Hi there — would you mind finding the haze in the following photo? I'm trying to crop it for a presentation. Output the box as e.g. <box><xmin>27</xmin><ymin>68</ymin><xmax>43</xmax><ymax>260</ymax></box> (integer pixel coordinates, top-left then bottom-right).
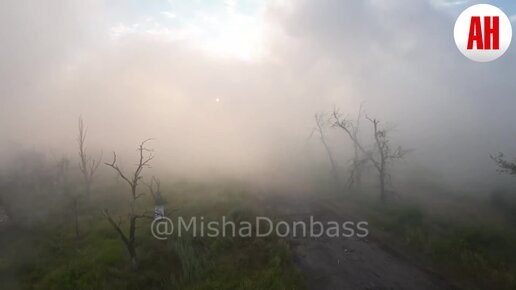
<box><xmin>1</xmin><ymin>0</ymin><xmax>516</xmax><ymax>191</ymax></box>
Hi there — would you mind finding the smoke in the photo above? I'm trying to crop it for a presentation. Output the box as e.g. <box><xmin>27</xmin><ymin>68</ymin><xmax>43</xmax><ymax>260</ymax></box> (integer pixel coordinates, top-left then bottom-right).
<box><xmin>0</xmin><ymin>0</ymin><xmax>515</xmax><ymax>191</ymax></box>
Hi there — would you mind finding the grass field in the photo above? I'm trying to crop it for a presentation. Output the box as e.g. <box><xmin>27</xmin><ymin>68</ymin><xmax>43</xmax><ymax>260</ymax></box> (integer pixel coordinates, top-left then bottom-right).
<box><xmin>325</xmin><ymin>187</ymin><xmax>516</xmax><ymax>290</ymax></box>
<box><xmin>0</xmin><ymin>182</ymin><xmax>307</xmax><ymax>290</ymax></box>
<box><xmin>2</xmin><ymin>175</ymin><xmax>516</xmax><ymax>290</ymax></box>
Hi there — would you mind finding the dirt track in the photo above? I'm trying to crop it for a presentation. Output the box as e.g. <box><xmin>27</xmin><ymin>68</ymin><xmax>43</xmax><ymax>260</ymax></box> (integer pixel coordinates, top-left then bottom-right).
<box><xmin>262</xmin><ymin>195</ymin><xmax>455</xmax><ymax>290</ymax></box>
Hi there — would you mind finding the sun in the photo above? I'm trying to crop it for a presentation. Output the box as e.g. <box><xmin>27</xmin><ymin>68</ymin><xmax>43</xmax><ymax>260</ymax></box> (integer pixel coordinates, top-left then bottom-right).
<box><xmin>110</xmin><ymin>1</ymin><xmax>268</xmax><ymax>61</ymax></box>
<box><xmin>196</xmin><ymin>11</ymin><xmax>265</xmax><ymax>61</ymax></box>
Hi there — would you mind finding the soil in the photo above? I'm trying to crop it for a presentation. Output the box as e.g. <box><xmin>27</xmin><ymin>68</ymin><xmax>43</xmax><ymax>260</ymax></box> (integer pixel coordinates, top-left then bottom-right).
<box><xmin>260</xmin><ymin>194</ymin><xmax>456</xmax><ymax>290</ymax></box>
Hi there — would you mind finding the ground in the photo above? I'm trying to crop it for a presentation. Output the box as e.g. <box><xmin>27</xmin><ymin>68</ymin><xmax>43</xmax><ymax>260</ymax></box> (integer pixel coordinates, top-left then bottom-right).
<box><xmin>2</xmin><ymin>182</ymin><xmax>516</xmax><ymax>289</ymax></box>
<box><xmin>263</xmin><ymin>195</ymin><xmax>454</xmax><ymax>290</ymax></box>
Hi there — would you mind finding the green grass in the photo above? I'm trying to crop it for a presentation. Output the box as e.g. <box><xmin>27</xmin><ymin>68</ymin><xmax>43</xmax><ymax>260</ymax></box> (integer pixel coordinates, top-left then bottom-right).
<box><xmin>352</xmin><ymin>194</ymin><xmax>516</xmax><ymax>290</ymax></box>
<box><xmin>0</xmin><ymin>182</ymin><xmax>306</xmax><ymax>290</ymax></box>
<box><xmin>180</xmin><ymin>238</ymin><xmax>305</xmax><ymax>290</ymax></box>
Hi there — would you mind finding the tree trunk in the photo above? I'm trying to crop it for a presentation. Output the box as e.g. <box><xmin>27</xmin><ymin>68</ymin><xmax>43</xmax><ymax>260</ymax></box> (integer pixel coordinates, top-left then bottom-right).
<box><xmin>127</xmin><ymin>215</ymin><xmax>139</xmax><ymax>271</ymax></box>
<box><xmin>128</xmin><ymin>242</ymin><xmax>139</xmax><ymax>271</ymax></box>
<box><xmin>103</xmin><ymin>210</ymin><xmax>140</xmax><ymax>271</ymax></box>
<box><xmin>321</xmin><ymin>139</ymin><xmax>340</xmax><ymax>190</ymax></box>
<box><xmin>379</xmin><ymin>171</ymin><xmax>386</xmax><ymax>203</ymax></box>
<box><xmin>353</xmin><ymin>143</ymin><xmax>362</xmax><ymax>190</ymax></box>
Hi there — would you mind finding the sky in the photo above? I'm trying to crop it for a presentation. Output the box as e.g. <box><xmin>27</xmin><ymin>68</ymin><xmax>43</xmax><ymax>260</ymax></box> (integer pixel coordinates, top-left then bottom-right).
<box><xmin>0</xmin><ymin>0</ymin><xmax>515</xmax><ymax>191</ymax></box>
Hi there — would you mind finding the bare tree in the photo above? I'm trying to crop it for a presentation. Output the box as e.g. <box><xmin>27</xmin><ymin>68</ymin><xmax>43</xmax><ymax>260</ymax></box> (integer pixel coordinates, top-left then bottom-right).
<box><xmin>312</xmin><ymin>113</ymin><xmax>340</xmax><ymax>189</ymax></box>
<box><xmin>365</xmin><ymin>116</ymin><xmax>408</xmax><ymax>202</ymax></box>
<box><xmin>143</xmin><ymin>176</ymin><xmax>166</xmax><ymax>218</ymax></box>
<box><xmin>104</xmin><ymin>139</ymin><xmax>155</xmax><ymax>271</ymax></box>
<box><xmin>332</xmin><ymin>108</ymin><xmax>408</xmax><ymax>202</ymax></box>
<box><xmin>491</xmin><ymin>153</ymin><xmax>516</xmax><ymax>175</ymax></box>
<box><xmin>348</xmin><ymin>104</ymin><xmax>366</xmax><ymax>190</ymax></box>
<box><xmin>77</xmin><ymin>117</ymin><xmax>102</xmax><ymax>198</ymax></box>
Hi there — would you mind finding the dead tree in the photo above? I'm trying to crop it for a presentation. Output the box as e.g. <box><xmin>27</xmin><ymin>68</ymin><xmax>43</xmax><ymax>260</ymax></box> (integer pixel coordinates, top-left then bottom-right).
<box><xmin>332</xmin><ymin>109</ymin><xmax>408</xmax><ymax>202</ymax></box>
<box><xmin>366</xmin><ymin>116</ymin><xmax>408</xmax><ymax>202</ymax></box>
<box><xmin>77</xmin><ymin>117</ymin><xmax>102</xmax><ymax>198</ymax></box>
<box><xmin>312</xmin><ymin>113</ymin><xmax>340</xmax><ymax>189</ymax></box>
<box><xmin>491</xmin><ymin>153</ymin><xmax>516</xmax><ymax>175</ymax></box>
<box><xmin>143</xmin><ymin>176</ymin><xmax>166</xmax><ymax>218</ymax></box>
<box><xmin>326</xmin><ymin>105</ymin><xmax>366</xmax><ymax>190</ymax></box>
<box><xmin>104</xmin><ymin>139</ymin><xmax>155</xmax><ymax>271</ymax></box>
<box><xmin>348</xmin><ymin>104</ymin><xmax>366</xmax><ymax>190</ymax></box>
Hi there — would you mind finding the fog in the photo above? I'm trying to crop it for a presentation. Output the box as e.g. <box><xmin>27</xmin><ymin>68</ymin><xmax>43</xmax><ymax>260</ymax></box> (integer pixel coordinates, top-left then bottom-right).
<box><xmin>1</xmin><ymin>0</ymin><xmax>516</xmax><ymax>192</ymax></box>
<box><xmin>3</xmin><ymin>2</ymin><xmax>516</xmax><ymax>289</ymax></box>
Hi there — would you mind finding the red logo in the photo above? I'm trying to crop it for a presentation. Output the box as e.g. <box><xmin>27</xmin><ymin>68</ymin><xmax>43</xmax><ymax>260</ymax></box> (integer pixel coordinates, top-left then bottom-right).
<box><xmin>454</xmin><ymin>4</ymin><xmax>512</xmax><ymax>62</ymax></box>
<box><xmin>467</xmin><ymin>16</ymin><xmax>499</xmax><ymax>50</ymax></box>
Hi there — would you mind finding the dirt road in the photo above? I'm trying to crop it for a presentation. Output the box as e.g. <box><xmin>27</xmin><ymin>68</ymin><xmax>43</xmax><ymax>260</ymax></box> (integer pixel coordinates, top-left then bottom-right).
<box><xmin>261</xmin><ymin>195</ymin><xmax>455</xmax><ymax>290</ymax></box>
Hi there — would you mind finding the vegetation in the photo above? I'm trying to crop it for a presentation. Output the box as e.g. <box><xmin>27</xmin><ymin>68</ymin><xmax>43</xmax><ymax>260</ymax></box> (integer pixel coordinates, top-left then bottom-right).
<box><xmin>1</xmin><ymin>113</ymin><xmax>515</xmax><ymax>290</ymax></box>
<box><xmin>313</xmin><ymin>106</ymin><xmax>409</xmax><ymax>201</ymax></box>
<box><xmin>491</xmin><ymin>153</ymin><xmax>516</xmax><ymax>175</ymax></box>
<box><xmin>0</xmin><ymin>182</ymin><xmax>306</xmax><ymax>290</ymax></box>
<box><xmin>103</xmin><ymin>139</ymin><xmax>156</xmax><ymax>271</ymax></box>
<box><xmin>330</xmin><ymin>187</ymin><xmax>516</xmax><ymax>290</ymax></box>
